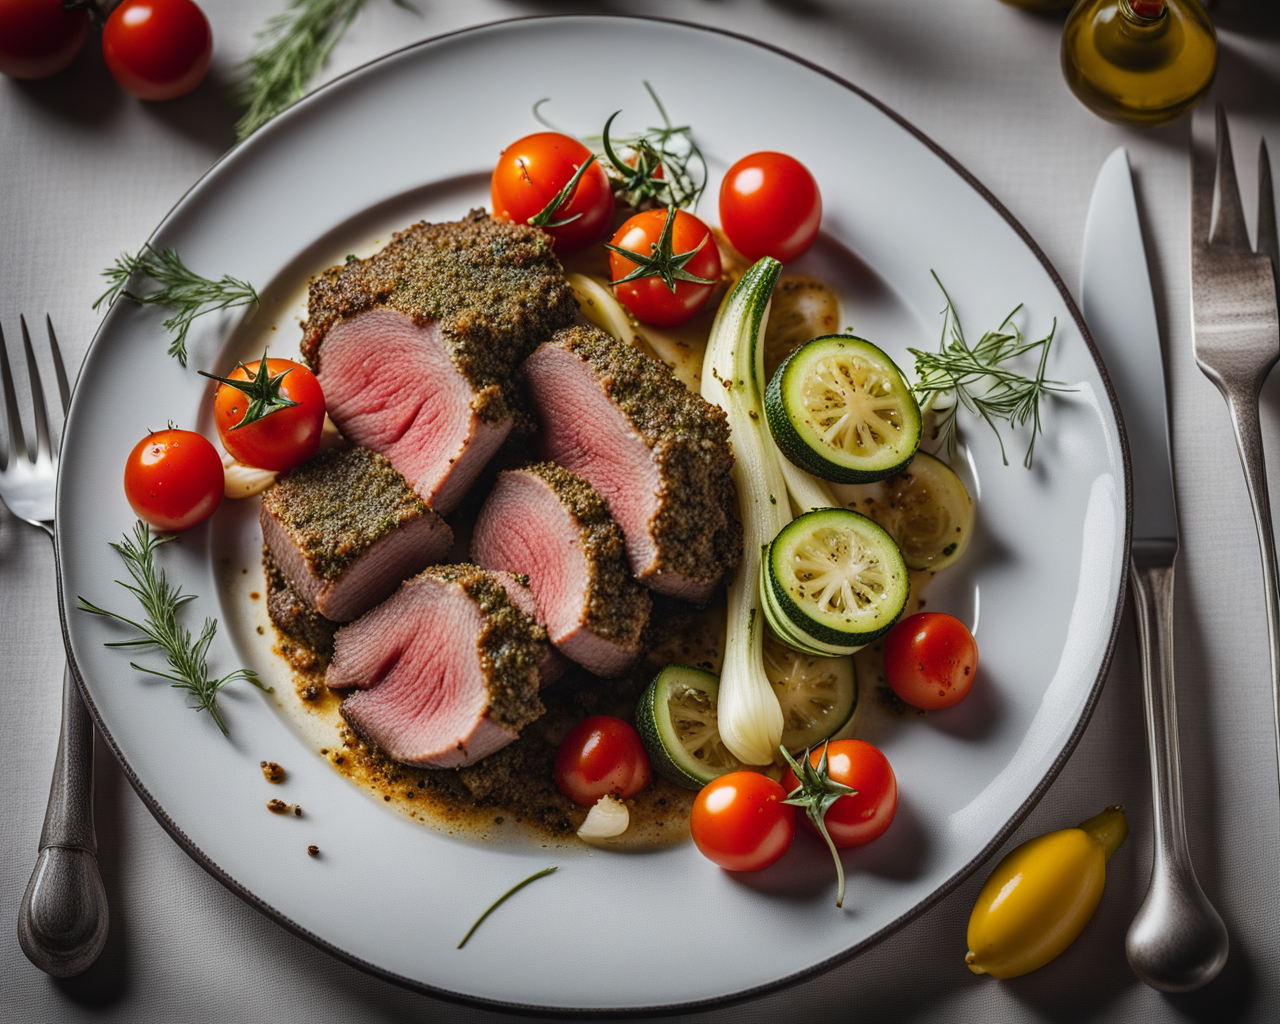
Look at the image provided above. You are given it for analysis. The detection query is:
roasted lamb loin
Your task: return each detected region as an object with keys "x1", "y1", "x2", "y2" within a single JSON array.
[
  {"x1": 260, "y1": 447, "x2": 452, "y2": 623},
  {"x1": 472, "y1": 462, "x2": 650, "y2": 676},
  {"x1": 523, "y1": 325, "x2": 741, "y2": 603},
  {"x1": 301, "y1": 210, "x2": 577, "y2": 515},
  {"x1": 328, "y1": 564, "x2": 549, "y2": 768}
]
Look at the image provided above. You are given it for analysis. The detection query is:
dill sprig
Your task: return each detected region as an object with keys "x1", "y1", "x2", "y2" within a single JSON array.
[
  {"x1": 94, "y1": 245, "x2": 258, "y2": 367},
  {"x1": 234, "y1": 0, "x2": 418, "y2": 141},
  {"x1": 537, "y1": 82, "x2": 706, "y2": 212},
  {"x1": 78, "y1": 521, "x2": 269, "y2": 737},
  {"x1": 909, "y1": 272, "x2": 1069, "y2": 469}
]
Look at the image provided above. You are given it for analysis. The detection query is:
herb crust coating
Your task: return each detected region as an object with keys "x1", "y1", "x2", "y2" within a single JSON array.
[{"x1": 263, "y1": 546, "x2": 338, "y2": 655}]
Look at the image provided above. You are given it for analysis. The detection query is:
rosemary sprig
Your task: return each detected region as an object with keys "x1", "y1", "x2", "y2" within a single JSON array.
[
  {"x1": 234, "y1": 0, "x2": 418, "y2": 141},
  {"x1": 457, "y1": 866, "x2": 557, "y2": 949},
  {"x1": 94, "y1": 245, "x2": 258, "y2": 367},
  {"x1": 781, "y1": 743, "x2": 857, "y2": 909},
  {"x1": 909, "y1": 272, "x2": 1069, "y2": 469},
  {"x1": 78, "y1": 521, "x2": 269, "y2": 737}
]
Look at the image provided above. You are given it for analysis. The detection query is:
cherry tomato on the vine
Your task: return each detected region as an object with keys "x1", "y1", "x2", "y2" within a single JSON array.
[
  {"x1": 103, "y1": 0, "x2": 211, "y2": 101},
  {"x1": 782, "y1": 740, "x2": 897, "y2": 848},
  {"x1": 607, "y1": 207, "x2": 721, "y2": 327},
  {"x1": 691, "y1": 771, "x2": 796, "y2": 872},
  {"x1": 719, "y1": 151, "x2": 822, "y2": 264},
  {"x1": 208, "y1": 357, "x2": 326, "y2": 473},
  {"x1": 124, "y1": 428, "x2": 223, "y2": 532},
  {"x1": 883, "y1": 612, "x2": 978, "y2": 710},
  {"x1": 0, "y1": 0, "x2": 88, "y2": 80},
  {"x1": 491, "y1": 132, "x2": 614, "y2": 251},
  {"x1": 554, "y1": 715, "x2": 652, "y2": 807}
]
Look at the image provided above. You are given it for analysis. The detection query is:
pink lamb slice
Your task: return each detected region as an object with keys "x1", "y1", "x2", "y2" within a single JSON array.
[
  {"x1": 315, "y1": 308, "x2": 511, "y2": 516},
  {"x1": 492, "y1": 570, "x2": 568, "y2": 687},
  {"x1": 328, "y1": 565, "x2": 547, "y2": 769},
  {"x1": 472, "y1": 464, "x2": 650, "y2": 677}
]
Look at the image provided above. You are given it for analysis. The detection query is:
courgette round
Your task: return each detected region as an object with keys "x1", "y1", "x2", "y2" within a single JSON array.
[
  {"x1": 636, "y1": 665, "x2": 744, "y2": 789},
  {"x1": 762, "y1": 630, "x2": 857, "y2": 752},
  {"x1": 764, "y1": 508, "x2": 909, "y2": 652},
  {"x1": 765, "y1": 335, "x2": 921, "y2": 484}
]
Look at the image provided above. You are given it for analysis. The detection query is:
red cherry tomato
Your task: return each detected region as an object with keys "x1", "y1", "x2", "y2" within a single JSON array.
[
  {"x1": 211, "y1": 358, "x2": 326, "y2": 473},
  {"x1": 691, "y1": 771, "x2": 796, "y2": 872},
  {"x1": 884, "y1": 612, "x2": 978, "y2": 710},
  {"x1": 491, "y1": 132, "x2": 614, "y2": 251},
  {"x1": 607, "y1": 208, "x2": 721, "y2": 327},
  {"x1": 782, "y1": 740, "x2": 897, "y2": 848},
  {"x1": 124, "y1": 428, "x2": 223, "y2": 531},
  {"x1": 0, "y1": 0, "x2": 88, "y2": 80},
  {"x1": 103, "y1": 0, "x2": 211, "y2": 101},
  {"x1": 554, "y1": 715, "x2": 651, "y2": 807},
  {"x1": 719, "y1": 151, "x2": 822, "y2": 264}
]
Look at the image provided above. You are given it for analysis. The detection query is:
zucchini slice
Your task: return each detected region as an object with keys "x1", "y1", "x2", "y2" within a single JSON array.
[
  {"x1": 765, "y1": 508, "x2": 909, "y2": 652},
  {"x1": 765, "y1": 335, "x2": 921, "y2": 484},
  {"x1": 762, "y1": 630, "x2": 857, "y2": 752},
  {"x1": 636, "y1": 665, "x2": 744, "y2": 789}
]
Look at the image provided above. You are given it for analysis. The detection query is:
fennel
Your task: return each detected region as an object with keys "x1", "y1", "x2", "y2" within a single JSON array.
[{"x1": 700, "y1": 258, "x2": 787, "y2": 765}]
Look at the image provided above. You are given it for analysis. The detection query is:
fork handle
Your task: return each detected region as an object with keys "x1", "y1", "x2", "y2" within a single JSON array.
[{"x1": 17, "y1": 665, "x2": 109, "y2": 977}]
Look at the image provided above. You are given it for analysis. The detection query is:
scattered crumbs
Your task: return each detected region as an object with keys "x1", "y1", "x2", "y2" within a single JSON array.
[
  {"x1": 256, "y1": 626, "x2": 265, "y2": 635},
  {"x1": 494, "y1": 816, "x2": 504, "y2": 825},
  {"x1": 384, "y1": 795, "x2": 391, "y2": 802},
  {"x1": 293, "y1": 805, "x2": 303, "y2": 817},
  {"x1": 250, "y1": 592, "x2": 261, "y2": 601},
  {"x1": 241, "y1": 567, "x2": 248, "y2": 574},
  {"x1": 657, "y1": 798, "x2": 667, "y2": 806},
  {"x1": 267, "y1": 799, "x2": 289, "y2": 814},
  {"x1": 261, "y1": 761, "x2": 286, "y2": 783},
  {"x1": 307, "y1": 845, "x2": 320, "y2": 857},
  {"x1": 334, "y1": 755, "x2": 345, "y2": 765},
  {"x1": 320, "y1": 748, "x2": 328, "y2": 755},
  {"x1": 300, "y1": 684, "x2": 322, "y2": 702}
]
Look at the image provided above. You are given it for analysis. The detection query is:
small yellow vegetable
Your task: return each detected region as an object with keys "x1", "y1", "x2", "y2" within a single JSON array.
[{"x1": 965, "y1": 805, "x2": 1128, "y2": 979}]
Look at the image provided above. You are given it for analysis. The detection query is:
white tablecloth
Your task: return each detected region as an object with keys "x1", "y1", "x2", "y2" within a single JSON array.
[{"x1": 2, "y1": 1, "x2": 1278, "y2": 1020}]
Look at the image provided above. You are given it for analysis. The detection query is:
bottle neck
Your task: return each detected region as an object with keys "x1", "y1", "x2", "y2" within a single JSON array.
[{"x1": 1122, "y1": 0, "x2": 1168, "y2": 22}]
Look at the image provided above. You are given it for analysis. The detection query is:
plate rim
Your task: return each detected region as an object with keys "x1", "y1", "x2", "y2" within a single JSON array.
[{"x1": 53, "y1": 12, "x2": 1134, "y2": 1017}]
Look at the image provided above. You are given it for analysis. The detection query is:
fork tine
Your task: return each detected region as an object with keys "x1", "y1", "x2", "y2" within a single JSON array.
[
  {"x1": 20, "y1": 316, "x2": 53, "y2": 463},
  {"x1": 44, "y1": 316, "x2": 71, "y2": 416},
  {"x1": 1259, "y1": 139, "x2": 1279, "y2": 295},
  {"x1": 0, "y1": 321, "x2": 28, "y2": 466},
  {"x1": 1210, "y1": 105, "x2": 1252, "y2": 251}
]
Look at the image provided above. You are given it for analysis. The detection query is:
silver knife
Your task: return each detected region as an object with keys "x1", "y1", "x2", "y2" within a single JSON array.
[{"x1": 1081, "y1": 147, "x2": 1227, "y2": 992}]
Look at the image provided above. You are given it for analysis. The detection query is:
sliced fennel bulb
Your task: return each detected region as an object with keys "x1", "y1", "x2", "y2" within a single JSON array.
[{"x1": 700, "y1": 258, "x2": 787, "y2": 765}]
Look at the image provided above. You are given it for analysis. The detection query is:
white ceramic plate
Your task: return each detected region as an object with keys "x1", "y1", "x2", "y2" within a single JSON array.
[{"x1": 56, "y1": 16, "x2": 1130, "y2": 1014}]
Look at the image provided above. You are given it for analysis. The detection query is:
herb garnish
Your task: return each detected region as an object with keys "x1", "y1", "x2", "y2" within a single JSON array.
[
  {"x1": 781, "y1": 743, "x2": 856, "y2": 908},
  {"x1": 95, "y1": 246, "x2": 258, "y2": 367},
  {"x1": 909, "y1": 273, "x2": 1067, "y2": 469},
  {"x1": 78, "y1": 521, "x2": 268, "y2": 736},
  {"x1": 605, "y1": 205, "x2": 716, "y2": 293},
  {"x1": 199, "y1": 352, "x2": 298, "y2": 430},
  {"x1": 527, "y1": 154, "x2": 599, "y2": 228},
  {"x1": 234, "y1": 0, "x2": 419, "y2": 140},
  {"x1": 457, "y1": 866, "x2": 558, "y2": 949}
]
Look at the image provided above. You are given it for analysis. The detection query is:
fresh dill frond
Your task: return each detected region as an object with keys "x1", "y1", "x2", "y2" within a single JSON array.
[
  {"x1": 234, "y1": 0, "x2": 418, "y2": 141},
  {"x1": 94, "y1": 245, "x2": 258, "y2": 366},
  {"x1": 78, "y1": 521, "x2": 269, "y2": 737},
  {"x1": 909, "y1": 272, "x2": 1069, "y2": 469}
]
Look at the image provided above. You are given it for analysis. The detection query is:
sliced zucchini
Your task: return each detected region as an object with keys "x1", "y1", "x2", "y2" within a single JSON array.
[
  {"x1": 765, "y1": 508, "x2": 909, "y2": 652},
  {"x1": 636, "y1": 665, "x2": 744, "y2": 789},
  {"x1": 765, "y1": 335, "x2": 921, "y2": 484},
  {"x1": 762, "y1": 630, "x2": 857, "y2": 752},
  {"x1": 832, "y1": 451, "x2": 975, "y2": 573}
]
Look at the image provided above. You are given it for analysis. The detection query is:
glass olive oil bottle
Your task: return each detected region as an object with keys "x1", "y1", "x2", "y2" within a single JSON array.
[
  {"x1": 1000, "y1": 0, "x2": 1075, "y2": 11},
  {"x1": 1062, "y1": 0, "x2": 1217, "y2": 127}
]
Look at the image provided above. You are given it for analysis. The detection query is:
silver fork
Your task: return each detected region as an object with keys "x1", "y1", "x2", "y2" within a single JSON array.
[
  {"x1": 0, "y1": 316, "x2": 109, "y2": 977},
  {"x1": 1190, "y1": 106, "x2": 1280, "y2": 807}
]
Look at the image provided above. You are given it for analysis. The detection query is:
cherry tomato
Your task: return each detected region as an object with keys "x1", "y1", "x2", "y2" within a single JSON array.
[
  {"x1": 0, "y1": 0, "x2": 88, "y2": 80},
  {"x1": 211, "y1": 358, "x2": 326, "y2": 473},
  {"x1": 607, "y1": 208, "x2": 721, "y2": 327},
  {"x1": 491, "y1": 132, "x2": 614, "y2": 251},
  {"x1": 124, "y1": 428, "x2": 223, "y2": 531},
  {"x1": 883, "y1": 612, "x2": 979, "y2": 710},
  {"x1": 691, "y1": 772, "x2": 795, "y2": 872},
  {"x1": 782, "y1": 740, "x2": 897, "y2": 848},
  {"x1": 103, "y1": 0, "x2": 211, "y2": 101},
  {"x1": 719, "y1": 151, "x2": 822, "y2": 264},
  {"x1": 554, "y1": 715, "x2": 651, "y2": 807}
]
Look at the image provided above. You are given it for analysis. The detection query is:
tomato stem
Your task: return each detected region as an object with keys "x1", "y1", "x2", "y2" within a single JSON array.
[
  {"x1": 528, "y1": 155, "x2": 597, "y2": 229},
  {"x1": 780, "y1": 742, "x2": 857, "y2": 909},
  {"x1": 198, "y1": 352, "x2": 299, "y2": 430},
  {"x1": 606, "y1": 205, "x2": 717, "y2": 294}
]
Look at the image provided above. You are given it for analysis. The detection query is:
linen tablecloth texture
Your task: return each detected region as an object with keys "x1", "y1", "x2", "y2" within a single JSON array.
[{"x1": 2, "y1": 1, "x2": 1277, "y2": 1020}]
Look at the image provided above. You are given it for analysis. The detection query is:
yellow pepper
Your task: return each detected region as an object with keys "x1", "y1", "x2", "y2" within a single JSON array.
[{"x1": 965, "y1": 805, "x2": 1128, "y2": 979}]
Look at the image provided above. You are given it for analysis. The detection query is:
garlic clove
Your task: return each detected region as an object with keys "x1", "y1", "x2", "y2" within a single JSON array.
[{"x1": 577, "y1": 795, "x2": 629, "y2": 843}]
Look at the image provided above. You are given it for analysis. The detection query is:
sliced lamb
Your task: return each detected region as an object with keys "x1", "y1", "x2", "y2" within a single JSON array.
[
  {"x1": 522, "y1": 325, "x2": 741, "y2": 603},
  {"x1": 328, "y1": 564, "x2": 548, "y2": 768},
  {"x1": 264, "y1": 547, "x2": 338, "y2": 655},
  {"x1": 492, "y1": 570, "x2": 568, "y2": 687},
  {"x1": 301, "y1": 210, "x2": 577, "y2": 514},
  {"x1": 260, "y1": 447, "x2": 452, "y2": 623},
  {"x1": 472, "y1": 462, "x2": 650, "y2": 676}
]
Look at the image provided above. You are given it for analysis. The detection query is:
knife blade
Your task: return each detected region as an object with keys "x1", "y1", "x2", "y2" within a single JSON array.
[{"x1": 1081, "y1": 146, "x2": 1177, "y2": 558}]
